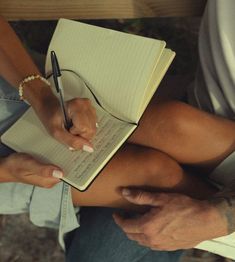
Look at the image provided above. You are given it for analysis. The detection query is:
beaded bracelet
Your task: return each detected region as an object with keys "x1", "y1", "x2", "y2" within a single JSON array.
[{"x1": 18, "y1": 74, "x2": 51, "y2": 100}]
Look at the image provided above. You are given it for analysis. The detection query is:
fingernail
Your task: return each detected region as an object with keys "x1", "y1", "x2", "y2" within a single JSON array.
[
  {"x1": 83, "y1": 145, "x2": 94, "y2": 153},
  {"x1": 96, "y1": 122, "x2": 99, "y2": 128},
  {"x1": 52, "y1": 170, "x2": 64, "y2": 179},
  {"x1": 122, "y1": 188, "x2": 131, "y2": 196},
  {"x1": 69, "y1": 147, "x2": 76, "y2": 151}
]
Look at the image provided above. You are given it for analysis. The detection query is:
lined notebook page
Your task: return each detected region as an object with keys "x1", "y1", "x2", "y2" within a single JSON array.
[
  {"x1": 137, "y1": 49, "x2": 175, "y2": 120},
  {"x1": 1, "y1": 72, "x2": 136, "y2": 191},
  {"x1": 46, "y1": 19, "x2": 166, "y2": 123}
]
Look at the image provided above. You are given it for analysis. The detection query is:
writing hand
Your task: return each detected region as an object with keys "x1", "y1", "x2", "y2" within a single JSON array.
[{"x1": 34, "y1": 95, "x2": 97, "y2": 152}]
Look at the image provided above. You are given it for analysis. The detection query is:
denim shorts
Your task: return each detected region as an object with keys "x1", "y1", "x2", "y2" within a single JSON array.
[{"x1": 0, "y1": 77, "x2": 79, "y2": 250}]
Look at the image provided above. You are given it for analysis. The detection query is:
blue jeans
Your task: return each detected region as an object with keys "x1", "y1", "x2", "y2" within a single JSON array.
[{"x1": 65, "y1": 207, "x2": 183, "y2": 262}]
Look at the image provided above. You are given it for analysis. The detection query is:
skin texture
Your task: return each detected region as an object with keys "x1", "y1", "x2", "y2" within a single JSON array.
[
  {"x1": 0, "y1": 16, "x2": 97, "y2": 187},
  {"x1": 0, "y1": 15, "x2": 235, "y2": 251},
  {"x1": 0, "y1": 153, "x2": 61, "y2": 187},
  {"x1": 209, "y1": 181, "x2": 235, "y2": 234},
  {"x1": 70, "y1": 144, "x2": 216, "y2": 208},
  {"x1": 113, "y1": 189, "x2": 229, "y2": 251}
]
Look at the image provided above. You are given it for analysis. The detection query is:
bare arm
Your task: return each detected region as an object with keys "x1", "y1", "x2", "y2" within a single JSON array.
[
  {"x1": 0, "y1": 16, "x2": 56, "y2": 107},
  {"x1": 0, "y1": 16, "x2": 96, "y2": 149}
]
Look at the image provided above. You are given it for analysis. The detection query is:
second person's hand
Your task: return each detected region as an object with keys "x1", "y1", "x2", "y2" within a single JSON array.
[{"x1": 0, "y1": 153, "x2": 64, "y2": 188}]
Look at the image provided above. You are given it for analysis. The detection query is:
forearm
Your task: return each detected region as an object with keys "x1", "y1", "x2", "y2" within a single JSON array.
[{"x1": 0, "y1": 16, "x2": 55, "y2": 107}]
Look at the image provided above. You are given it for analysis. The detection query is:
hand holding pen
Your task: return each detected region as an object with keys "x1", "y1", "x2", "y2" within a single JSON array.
[
  {"x1": 34, "y1": 50, "x2": 97, "y2": 152},
  {"x1": 51, "y1": 51, "x2": 72, "y2": 130}
]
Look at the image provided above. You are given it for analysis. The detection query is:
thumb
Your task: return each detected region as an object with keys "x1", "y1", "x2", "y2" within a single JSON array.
[{"x1": 121, "y1": 188, "x2": 168, "y2": 206}]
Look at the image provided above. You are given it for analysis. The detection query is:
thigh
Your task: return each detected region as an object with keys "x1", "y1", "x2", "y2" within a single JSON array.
[
  {"x1": 129, "y1": 100, "x2": 235, "y2": 168},
  {"x1": 65, "y1": 207, "x2": 183, "y2": 262},
  {"x1": 71, "y1": 144, "x2": 216, "y2": 208}
]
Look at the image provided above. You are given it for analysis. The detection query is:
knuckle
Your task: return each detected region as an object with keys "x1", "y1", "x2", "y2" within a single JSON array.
[
  {"x1": 41, "y1": 167, "x2": 53, "y2": 177},
  {"x1": 151, "y1": 245, "x2": 163, "y2": 251},
  {"x1": 158, "y1": 193, "x2": 170, "y2": 203},
  {"x1": 74, "y1": 98, "x2": 91, "y2": 108},
  {"x1": 18, "y1": 152, "x2": 29, "y2": 158},
  {"x1": 86, "y1": 129, "x2": 96, "y2": 138},
  {"x1": 135, "y1": 191, "x2": 145, "y2": 203},
  {"x1": 71, "y1": 140, "x2": 82, "y2": 149},
  {"x1": 19, "y1": 153, "x2": 34, "y2": 161},
  {"x1": 44, "y1": 184, "x2": 54, "y2": 189},
  {"x1": 79, "y1": 124, "x2": 88, "y2": 133},
  {"x1": 91, "y1": 107, "x2": 96, "y2": 115},
  {"x1": 90, "y1": 126, "x2": 97, "y2": 134},
  {"x1": 149, "y1": 238, "x2": 158, "y2": 247},
  {"x1": 25, "y1": 157, "x2": 39, "y2": 167},
  {"x1": 40, "y1": 181, "x2": 54, "y2": 189},
  {"x1": 51, "y1": 129, "x2": 61, "y2": 139},
  {"x1": 140, "y1": 224, "x2": 147, "y2": 233},
  {"x1": 139, "y1": 223, "x2": 149, "y2": 234},
  {"x1": 126, "y1": 234, "x2": 134, "y2": 241},
  {"x1": 82, "y1": 98, "x2": 91, "y2": 106},
  {"x1": 70, "y1": 97, "x2": 81, "y2": 105}
]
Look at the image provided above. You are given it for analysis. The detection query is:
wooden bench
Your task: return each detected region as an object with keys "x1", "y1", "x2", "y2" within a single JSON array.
[{"x1": 2, "y1": 0, "x2": 206, "y2": 20}]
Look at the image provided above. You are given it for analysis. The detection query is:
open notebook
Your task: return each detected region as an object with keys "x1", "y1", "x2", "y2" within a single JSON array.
[
  {"x1": 2, "y1": 19, "x2": 175, "y2": 191},
  {"x1": 2, "y1": 19, "x2": 235, "y2": 259}
]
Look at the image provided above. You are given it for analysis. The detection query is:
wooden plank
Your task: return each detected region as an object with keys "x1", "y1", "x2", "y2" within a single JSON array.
[{"x1": 1, "y1": 0, "x2": 207, "y2": 21}]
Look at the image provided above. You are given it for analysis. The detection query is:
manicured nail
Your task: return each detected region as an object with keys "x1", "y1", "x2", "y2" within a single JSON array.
[
  {"x1": 96, "y1": 122, "x2": 99, "y2": 128},
  {"x1": 83, "y1": 145, "x2": 94, "y2": 153},
  {"x1": 122, "y1": 188, "x2": 131, "y2": 196},
  {"x1": 52, "y1": 170, "x2": 64, "y2": 179},
  {"x1": 69, "y1": 147, "x2": 75, "y2": 151}
]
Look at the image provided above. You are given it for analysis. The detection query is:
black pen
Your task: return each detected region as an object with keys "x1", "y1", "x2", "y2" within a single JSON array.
[{"x1": 51, "y1": 50, "x2": 72, "y2": 130}]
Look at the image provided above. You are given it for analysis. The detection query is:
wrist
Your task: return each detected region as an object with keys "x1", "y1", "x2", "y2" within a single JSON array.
[
  {"x1": 208, "y1": 196, "x2": 235, "y2": 234},
  {"x1": 0, "y1": 156, "x2": 17, "y2": 183},
  {"x1": 193, "y1": 199, "x2": 228, "y2": 239},
  {"x1": 23, "y1": 78, "x2": 57, "y2": 109}
]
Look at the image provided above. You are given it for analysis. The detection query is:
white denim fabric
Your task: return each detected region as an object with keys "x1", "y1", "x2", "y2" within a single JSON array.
[{"x1": 0, "y1": 77, "x2": 79, "y2": 250}]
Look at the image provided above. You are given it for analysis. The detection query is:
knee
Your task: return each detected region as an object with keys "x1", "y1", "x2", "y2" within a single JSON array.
[
  {"x1": 141, "y1": 150, "x2": 184, "y2": 188},
  {"x1": 157, "y1": 101, "x2": 200, "y2": 139},
  {"x1": 162, "y1": 101, "x2": 191, "y2": 126}
]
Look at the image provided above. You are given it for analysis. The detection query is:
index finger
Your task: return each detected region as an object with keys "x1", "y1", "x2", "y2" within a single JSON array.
[
  {"x1": 53, "y1": 128, "x2": 93, "y2": 152},
  {"x1": 69, "y1": 111, "x2": 97, "y2": 140}
]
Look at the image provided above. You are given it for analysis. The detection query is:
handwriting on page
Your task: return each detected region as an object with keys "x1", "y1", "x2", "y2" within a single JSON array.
[
  {"x1": 1, "y1": 103, "x2": 135, "y2": 190},
  {"x1": 65, "y1": 110, "x2": 134, "y2": 186}
]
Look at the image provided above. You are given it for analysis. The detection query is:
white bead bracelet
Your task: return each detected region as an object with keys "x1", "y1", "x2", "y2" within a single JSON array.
[{"x1": 18, "y1": 74, "x2": 51, "y2": 100}]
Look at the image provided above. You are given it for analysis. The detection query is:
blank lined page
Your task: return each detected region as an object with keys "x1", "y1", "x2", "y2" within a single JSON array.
[
  {"x1": 46, "y1": 19, "x2": 165, "y2": 123},
  {"x1": 137, "y1": 48, "x2": 175, "y2": 120}
]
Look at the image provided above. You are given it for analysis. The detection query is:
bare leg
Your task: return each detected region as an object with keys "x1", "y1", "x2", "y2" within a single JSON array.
[
  {"x1": 72, "y1": 144, "x2": 216, "y2": 208},
  {"x1": 129, "y1": 100, "x2": 235, "y2": 170}
]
